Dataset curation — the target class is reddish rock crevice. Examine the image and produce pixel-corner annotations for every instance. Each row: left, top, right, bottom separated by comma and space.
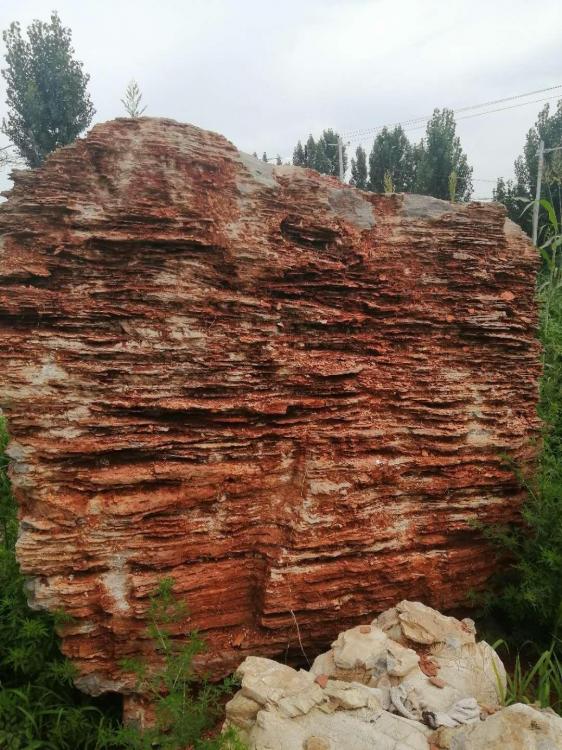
0, 118, 540, 698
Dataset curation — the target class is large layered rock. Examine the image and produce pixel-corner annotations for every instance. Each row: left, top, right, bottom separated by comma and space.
0, 118, 540, 698
225, 602, 562, 749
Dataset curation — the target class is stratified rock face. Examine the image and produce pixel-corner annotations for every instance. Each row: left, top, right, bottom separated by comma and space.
0, 118, 540, 695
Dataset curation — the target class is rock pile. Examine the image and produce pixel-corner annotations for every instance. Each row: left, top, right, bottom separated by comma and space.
225, 601, 562, 749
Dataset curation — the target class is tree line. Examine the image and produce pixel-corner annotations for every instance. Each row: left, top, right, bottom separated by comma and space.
1, 10, 561, 231
494, 101, 562, 236
292, 110, 473, 202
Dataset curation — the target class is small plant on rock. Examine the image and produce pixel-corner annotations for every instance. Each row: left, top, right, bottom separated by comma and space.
102, 577, 245, 750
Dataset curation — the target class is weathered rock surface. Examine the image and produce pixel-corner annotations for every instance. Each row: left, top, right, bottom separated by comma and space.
225, 602, 562, 749
433, 704, 562, 749
0, 118, 540, 697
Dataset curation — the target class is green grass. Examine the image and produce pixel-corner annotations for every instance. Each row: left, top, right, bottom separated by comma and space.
493, 641, 562, 713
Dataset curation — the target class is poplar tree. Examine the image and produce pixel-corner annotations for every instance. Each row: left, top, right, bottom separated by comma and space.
414, 109, 473, 201
1, 12, 94, 167
350, 145, 367, 188
367, 126, 415, 193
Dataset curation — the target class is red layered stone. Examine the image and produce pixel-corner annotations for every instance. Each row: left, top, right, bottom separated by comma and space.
0, 118, 540, 698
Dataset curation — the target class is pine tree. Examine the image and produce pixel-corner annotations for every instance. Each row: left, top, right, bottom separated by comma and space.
314, 138, 332, 174
121, 80, 146, 118
292, 130, 347, 177
367, 126, 415, 193
318, 129, 347, 177
1, 12, 95, 167
350, 145, 367, 188
304, 135, 317, 168
292, 141, 305, 166
414, 109, 473, 201
275, 154, 282, 166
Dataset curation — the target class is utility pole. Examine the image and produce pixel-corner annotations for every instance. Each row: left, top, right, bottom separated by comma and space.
533, 141, 562, 245
532, 140, 545, 246
337, 136, 344, 182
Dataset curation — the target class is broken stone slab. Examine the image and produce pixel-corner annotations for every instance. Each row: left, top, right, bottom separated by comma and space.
228, 691, 432, 750
432, 703, 562, 749
236, 656, 324, 718
374, 601, 476, 648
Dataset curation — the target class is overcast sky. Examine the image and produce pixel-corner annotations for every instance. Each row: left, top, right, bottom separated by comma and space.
1, 0, 562, 199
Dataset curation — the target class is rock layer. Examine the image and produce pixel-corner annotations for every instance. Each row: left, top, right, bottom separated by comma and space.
0, 118, 540, 696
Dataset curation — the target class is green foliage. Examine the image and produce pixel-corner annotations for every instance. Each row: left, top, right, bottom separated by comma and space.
495, 100, 562, 235
102, 578, 244, 750
121, 80, 146, 118
293, 111, 471, 201
350, 145, 367, 189
414, 109, 473, 200
1, 11, 95, 167
0, 416, 118, 749
292, 129, 347, 177
367, 125, 416, 193
482, 199, 562, 650
493, 641, 562, 714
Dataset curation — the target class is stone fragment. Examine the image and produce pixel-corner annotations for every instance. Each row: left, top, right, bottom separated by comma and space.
0, 118, 540, 696
419, 655, 439, 677
429, 676, 446, 689
433, 703, 562, 749
395, 601, 476, 647
236, 657, 323, 718
224, 692, 261, 729
330, 625, 389, 671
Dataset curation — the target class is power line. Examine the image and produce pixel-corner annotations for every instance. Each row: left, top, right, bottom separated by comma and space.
263, 85, 562, 169
347, 94, 562, 144
342, 83, 562, 140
